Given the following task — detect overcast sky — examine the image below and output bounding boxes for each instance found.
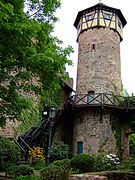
[53,0,135,94]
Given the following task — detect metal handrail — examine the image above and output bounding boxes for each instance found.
[19,137,33,152]
[31,119,48,136]
[10,137,25,153]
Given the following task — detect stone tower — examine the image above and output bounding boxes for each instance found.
[72,3,127,155]
[74,3,127,94]
[54,3,128,158]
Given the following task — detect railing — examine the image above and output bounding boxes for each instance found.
[9,137,25,154]
[70,93,135,110]
[19,136,33,152]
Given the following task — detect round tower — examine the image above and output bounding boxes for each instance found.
[74,3,127,94]
[72,3,127,156]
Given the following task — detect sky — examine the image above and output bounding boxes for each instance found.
[53,0,135,94]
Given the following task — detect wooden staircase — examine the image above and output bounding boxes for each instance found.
[10,118,51,162]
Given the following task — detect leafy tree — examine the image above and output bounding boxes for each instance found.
[0,0,73,126]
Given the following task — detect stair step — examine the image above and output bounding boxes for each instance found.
[18,159,29,165]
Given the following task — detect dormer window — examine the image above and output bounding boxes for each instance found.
[103,13,112,20]
[86,14,94,21]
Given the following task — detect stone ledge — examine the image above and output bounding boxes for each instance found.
[69,174,107,180]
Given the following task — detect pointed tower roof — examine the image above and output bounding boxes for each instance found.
[74,3,127,28]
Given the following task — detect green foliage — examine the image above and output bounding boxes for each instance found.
[70,152,120,173]
[6,165,34,177]
[30,159,45,170]
[40,164,69,180]
[0,0,73,126]
[13,175,40,180]
[49,159,71,169]
[118,157,135,171]
[0,136,21,171]
[14,104,41,136]
[70,154,95,173]
[50,141,69,162]
[93,152,120,172]
[130,134,135,155]
[113,122,123,159]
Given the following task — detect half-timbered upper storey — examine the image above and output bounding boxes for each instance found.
[74,3,127,41]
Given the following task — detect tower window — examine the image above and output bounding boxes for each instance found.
[118,20,122,29]
[103,13,112,20]
[77,141,83,154]
[91,44,96,52]
[88,91,95,104]
[86,14,94,21]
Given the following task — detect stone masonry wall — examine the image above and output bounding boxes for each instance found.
[76,28,121,94]
[0,119,20,137]
[73,107,118,155]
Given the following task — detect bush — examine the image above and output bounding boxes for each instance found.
[6,165,34,177]
[0,136,21,171]
[29,147,45,161]
[50,141,69,162]
[118,156,135,171]
[30,159,45,170]
[13,175,40,180]
[93,152,120,172]
[40,164,69,180]
[49,159,71,169]
[28,146,45,170]
[70,154,95,173]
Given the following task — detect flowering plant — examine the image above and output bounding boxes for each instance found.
[29,147,45,161]
[104,153,120,170]
[94,152,120,171]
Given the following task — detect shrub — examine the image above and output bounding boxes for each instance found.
[6,165,34,177]
[28,146,45,170]
[118,156,135,171]
[93,152,120,172]
[49,159,71,169]
[29,147,45,161]
[70,154,95,173]
[13,174,40,180]
[40,164,69,180]
[105,153,120,170]
[0,136,21,171]
[50,141,69,162]
[30,159,45,170]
